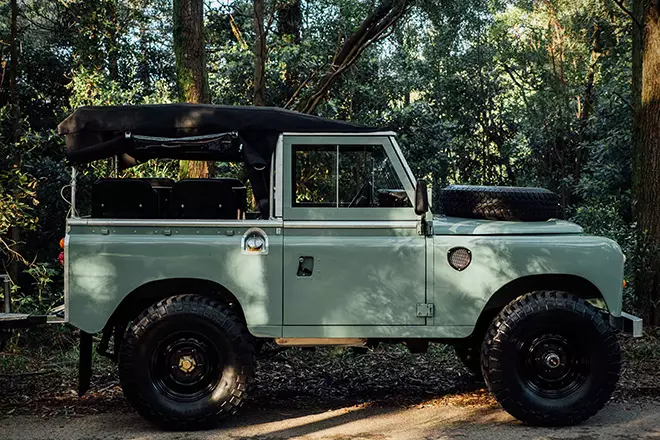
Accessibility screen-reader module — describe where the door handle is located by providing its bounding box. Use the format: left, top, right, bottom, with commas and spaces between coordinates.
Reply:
297, 256, 314, 277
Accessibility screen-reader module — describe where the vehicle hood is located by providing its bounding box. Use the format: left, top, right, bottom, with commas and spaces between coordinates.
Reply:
432, 216, 584, 235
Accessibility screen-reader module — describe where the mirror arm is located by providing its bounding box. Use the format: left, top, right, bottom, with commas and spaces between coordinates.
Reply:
414, 179, 429, 216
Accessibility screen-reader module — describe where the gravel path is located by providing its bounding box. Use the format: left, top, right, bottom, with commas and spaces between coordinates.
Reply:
2, 338, 659, 439
2, 402, 660, 440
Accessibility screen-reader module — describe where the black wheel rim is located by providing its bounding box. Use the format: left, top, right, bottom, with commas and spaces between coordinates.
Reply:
517, 332, 590, 399
151, 330, 224, 402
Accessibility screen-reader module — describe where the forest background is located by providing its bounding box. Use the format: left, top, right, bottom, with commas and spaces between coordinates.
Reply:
2, 0, 660, 329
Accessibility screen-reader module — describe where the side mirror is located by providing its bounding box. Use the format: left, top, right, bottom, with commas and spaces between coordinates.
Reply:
415, 179, 429, 215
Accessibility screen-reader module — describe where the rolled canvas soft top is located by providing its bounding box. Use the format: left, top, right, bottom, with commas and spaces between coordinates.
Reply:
58, 104, 376, 169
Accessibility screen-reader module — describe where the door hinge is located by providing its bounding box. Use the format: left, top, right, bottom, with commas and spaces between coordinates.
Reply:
417, 218, 433, 236
416, 303, 434, 317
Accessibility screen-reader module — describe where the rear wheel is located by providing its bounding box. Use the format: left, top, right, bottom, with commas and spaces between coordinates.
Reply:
482, 291, 620, 426
118, 294, 254, 429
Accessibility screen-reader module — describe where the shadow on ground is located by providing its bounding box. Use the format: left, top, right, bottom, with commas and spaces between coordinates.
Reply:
4, 399, 658, 440
1, 337, 660, 440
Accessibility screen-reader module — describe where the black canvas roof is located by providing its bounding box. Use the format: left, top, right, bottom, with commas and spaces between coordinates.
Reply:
58, 104, 378, 169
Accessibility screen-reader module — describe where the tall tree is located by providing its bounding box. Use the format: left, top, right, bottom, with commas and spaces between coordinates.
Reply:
633, 0, 660, 324
9, 0, 18, 144
107, 0, 120, 81
7, 0, 20, 284
277, 0, 302, 103
173, 0, 211, 177
252, 0, 266, 106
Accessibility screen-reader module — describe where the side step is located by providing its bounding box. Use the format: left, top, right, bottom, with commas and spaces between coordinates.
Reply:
275, 338, 366, 347
0, 313, 48, 330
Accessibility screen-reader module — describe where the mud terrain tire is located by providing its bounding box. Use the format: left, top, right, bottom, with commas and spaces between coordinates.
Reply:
482, 291, 620, 426
118, 294, 254, 429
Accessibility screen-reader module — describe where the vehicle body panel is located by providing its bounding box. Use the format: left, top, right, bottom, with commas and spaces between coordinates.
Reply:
63, 132, 627, 340
433, 216, 584, 235
430, 234, 624, 329
282, 225, 426, 326
66, 220, 283, 336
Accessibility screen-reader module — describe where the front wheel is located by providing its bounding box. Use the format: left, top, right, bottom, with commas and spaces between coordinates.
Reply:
118, 294, 255, 429
482, 291, 620, 426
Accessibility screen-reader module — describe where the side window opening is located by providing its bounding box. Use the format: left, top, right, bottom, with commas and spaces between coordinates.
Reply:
293, 146, 337, 207
293, 144, 411, 208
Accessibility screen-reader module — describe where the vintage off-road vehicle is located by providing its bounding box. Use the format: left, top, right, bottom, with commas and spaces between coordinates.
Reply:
0, 104, 643, 428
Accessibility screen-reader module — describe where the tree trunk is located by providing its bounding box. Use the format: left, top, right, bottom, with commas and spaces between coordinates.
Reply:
633, 0, 660, 324
173, 0, 212, 178
107, 0, 120, 81
573, 24, 602, 200
253, 0, 266, 106
8, 0, 20, 284
277, 0, 302, 103
9, 0, 18, 144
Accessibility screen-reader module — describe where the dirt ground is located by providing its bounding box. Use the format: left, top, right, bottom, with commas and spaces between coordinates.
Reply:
2, 402, 660, 439
1, 335, 659, 439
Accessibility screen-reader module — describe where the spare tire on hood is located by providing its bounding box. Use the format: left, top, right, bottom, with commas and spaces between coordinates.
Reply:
439, 185, 562, 221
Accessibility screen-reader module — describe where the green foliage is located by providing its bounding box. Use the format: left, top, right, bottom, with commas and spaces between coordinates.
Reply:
21, 263, 61, 313
67, 66, 174, 109
0, 0, 645, 314
0, 167, 38, 240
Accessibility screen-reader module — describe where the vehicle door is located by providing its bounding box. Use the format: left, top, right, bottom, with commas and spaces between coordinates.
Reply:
281, 135, 427, 326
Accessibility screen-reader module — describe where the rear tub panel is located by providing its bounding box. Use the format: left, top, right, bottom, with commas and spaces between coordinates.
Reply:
65, 221, 283, 335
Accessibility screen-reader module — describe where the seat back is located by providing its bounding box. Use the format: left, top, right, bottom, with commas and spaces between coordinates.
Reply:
170, 179, 242, 219
219, 178, 247, 217
92, 179, 158, 218
143, 178, 175, 218
143, 177, 175, 188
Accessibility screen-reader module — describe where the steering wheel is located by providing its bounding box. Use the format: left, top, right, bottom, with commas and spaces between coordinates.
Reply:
348, 182, 373, 207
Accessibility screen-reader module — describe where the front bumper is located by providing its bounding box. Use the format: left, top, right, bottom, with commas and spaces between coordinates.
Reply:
610, 312, 643, 337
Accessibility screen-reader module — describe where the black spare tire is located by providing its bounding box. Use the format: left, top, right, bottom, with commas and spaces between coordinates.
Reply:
439, 185, 561, 221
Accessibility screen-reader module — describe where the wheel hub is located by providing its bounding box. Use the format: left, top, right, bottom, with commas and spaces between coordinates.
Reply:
178, 355, 197, 373
151, 333, 223, 401
544, 352, 561, 369
519, 333, 589, 398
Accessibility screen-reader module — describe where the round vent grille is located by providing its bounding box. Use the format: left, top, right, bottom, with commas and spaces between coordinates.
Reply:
448, 247, 472, 271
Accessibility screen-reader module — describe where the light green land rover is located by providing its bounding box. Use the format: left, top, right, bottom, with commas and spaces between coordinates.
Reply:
1, 104, 642, 429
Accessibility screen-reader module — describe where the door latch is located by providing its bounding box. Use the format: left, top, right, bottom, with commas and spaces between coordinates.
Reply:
416, 303, 434, 317
297, 256, 314, 277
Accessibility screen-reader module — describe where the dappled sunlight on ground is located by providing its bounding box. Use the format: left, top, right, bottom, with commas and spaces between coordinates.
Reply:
0, 332, 658, 438
2, 401, 660, 440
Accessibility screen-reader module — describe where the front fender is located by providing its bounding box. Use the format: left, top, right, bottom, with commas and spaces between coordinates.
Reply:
431, 234, 625, 327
